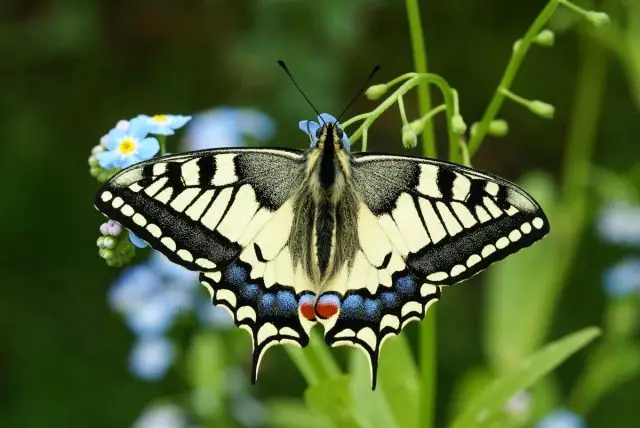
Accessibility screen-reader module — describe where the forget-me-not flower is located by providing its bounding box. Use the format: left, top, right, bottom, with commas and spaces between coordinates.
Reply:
133, 403, 190, 428
182, 108, 275, 151
536, 409, 585, 428
132, 114, 191, 136
604, 258, 640, 298
97, 120, 159, 169
129, 232, 148, 249
299, 113, 350, 151
597, 201, 640, 247
129, 335, 176, 381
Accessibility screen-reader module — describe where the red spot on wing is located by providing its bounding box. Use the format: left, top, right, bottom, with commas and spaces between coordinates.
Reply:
300, 302, 316, 321
315, 301, 339, 319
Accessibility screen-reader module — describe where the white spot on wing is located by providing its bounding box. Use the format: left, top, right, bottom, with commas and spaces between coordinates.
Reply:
177, 249, 193, 262
217, 289, 237, 308
257, 323, 278, 345
427, 271, 448, 282
152, 163, 167, 176
496, 237, 509, 249
420, 283, 438, 297
380, 314, 400, 330
133, 213, 147, 226
147, 223, 161, 238
475, 206, 492, 223
237, 306, 257, 322
485, 182, 500, 196
521, 222, 532, 234
532, 217, 544, 229
401, 301, 422, 318
450, 264, 466, 277
111, 197, 124, 209
129, 183, 143, 193
356, 327, 377, 350
161, 237, 177, 251
196, 258, 216, 269
481, 244, 496, 257
509, 230, 522, 242
155, 188, 173, 204
483, 197, 503, 218
466, 254, 481, 267
121, 204, 134, 217
101, 191, 113, 202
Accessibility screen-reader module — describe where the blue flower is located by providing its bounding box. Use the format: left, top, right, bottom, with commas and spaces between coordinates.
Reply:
128, 231, 148, 248
536, 409, 585, 428
133, 404, 190, 428
196, 298, 233, 328
129, 336, 176, 380
299, 113, 350, 151
96, 120, 159, 169
182, 108, 275, 152
604, 258, 640, 297
132, 114, 191, 136
597, 201, 640, 247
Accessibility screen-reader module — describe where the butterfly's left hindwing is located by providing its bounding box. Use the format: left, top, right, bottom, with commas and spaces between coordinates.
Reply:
95, 148, 313, 380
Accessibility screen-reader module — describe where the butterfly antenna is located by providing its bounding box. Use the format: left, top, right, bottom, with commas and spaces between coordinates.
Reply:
337, 65, 381, 122
277, 60, 325, 123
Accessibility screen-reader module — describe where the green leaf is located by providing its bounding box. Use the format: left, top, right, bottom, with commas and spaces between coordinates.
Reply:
268, 399, 335, 428
451, 327, 601, 428
484, 172, 561, 372
186, 331, 225, 390
349, 348, 400, 428
377, 335, 420, 428
569, 341, 640, 413
304, 375, 362, 428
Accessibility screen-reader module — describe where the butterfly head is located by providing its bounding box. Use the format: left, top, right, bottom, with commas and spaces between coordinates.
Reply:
301, 113, 351, 152
315, 122, 349, 152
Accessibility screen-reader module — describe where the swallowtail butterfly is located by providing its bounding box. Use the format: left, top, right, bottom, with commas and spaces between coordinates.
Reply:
95, 115, 549, 388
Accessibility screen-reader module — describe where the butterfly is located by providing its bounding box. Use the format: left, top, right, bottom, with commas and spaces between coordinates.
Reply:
94, 113, 549, 388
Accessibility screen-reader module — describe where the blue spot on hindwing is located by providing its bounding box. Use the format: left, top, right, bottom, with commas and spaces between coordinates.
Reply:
241, 283, 260, 300
363, 298, 381, 320
276, 290, 297, 314
259, 293, 275, 315
226, 263, 248, 286
380, 292, 398, 308
395, 275, 416, 295
341, 294, 364, 318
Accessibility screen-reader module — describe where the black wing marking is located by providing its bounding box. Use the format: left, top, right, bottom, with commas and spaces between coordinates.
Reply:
351, 153, 550, 286
94, 148, 305, 272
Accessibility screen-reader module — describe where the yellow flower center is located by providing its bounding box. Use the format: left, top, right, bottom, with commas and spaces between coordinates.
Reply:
118, 138, 137, 155
152, 114, 169, 123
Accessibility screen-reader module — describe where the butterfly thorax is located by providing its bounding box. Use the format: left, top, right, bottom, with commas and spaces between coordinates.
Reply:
290, 123, 358, 286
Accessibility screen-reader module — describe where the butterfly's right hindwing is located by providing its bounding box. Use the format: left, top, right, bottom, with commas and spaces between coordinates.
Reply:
94, 148, 305, 271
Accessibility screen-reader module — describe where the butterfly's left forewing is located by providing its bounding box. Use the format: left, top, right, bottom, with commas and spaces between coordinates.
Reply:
95, 148, 315, 380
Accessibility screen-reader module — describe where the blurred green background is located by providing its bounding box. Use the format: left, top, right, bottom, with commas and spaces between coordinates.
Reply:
1, 0, 639, 427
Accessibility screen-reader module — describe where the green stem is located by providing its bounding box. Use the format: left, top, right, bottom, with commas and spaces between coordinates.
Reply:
468, 0, 561, 156
406, 0, 437, 159
405, 0, 437, 426
284, 330, 341, 387
350, 74, 457, 154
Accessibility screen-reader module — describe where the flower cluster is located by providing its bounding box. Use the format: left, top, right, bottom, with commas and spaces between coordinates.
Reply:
598, 201, 640, 298
299, 113, 351, 151
91, 108, 274, 427
109, 252, 232, 380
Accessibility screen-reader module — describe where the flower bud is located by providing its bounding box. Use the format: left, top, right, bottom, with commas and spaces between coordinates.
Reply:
528, 100, 555, 119
88, 156, 99, 167
586, 11, 610, 27
451, 114, 467, 135
402, 128, 418, 149
365, 84, 388, 100
512, 39, 522, 53
488, 119, 509, 137
534, 29, 555, 47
